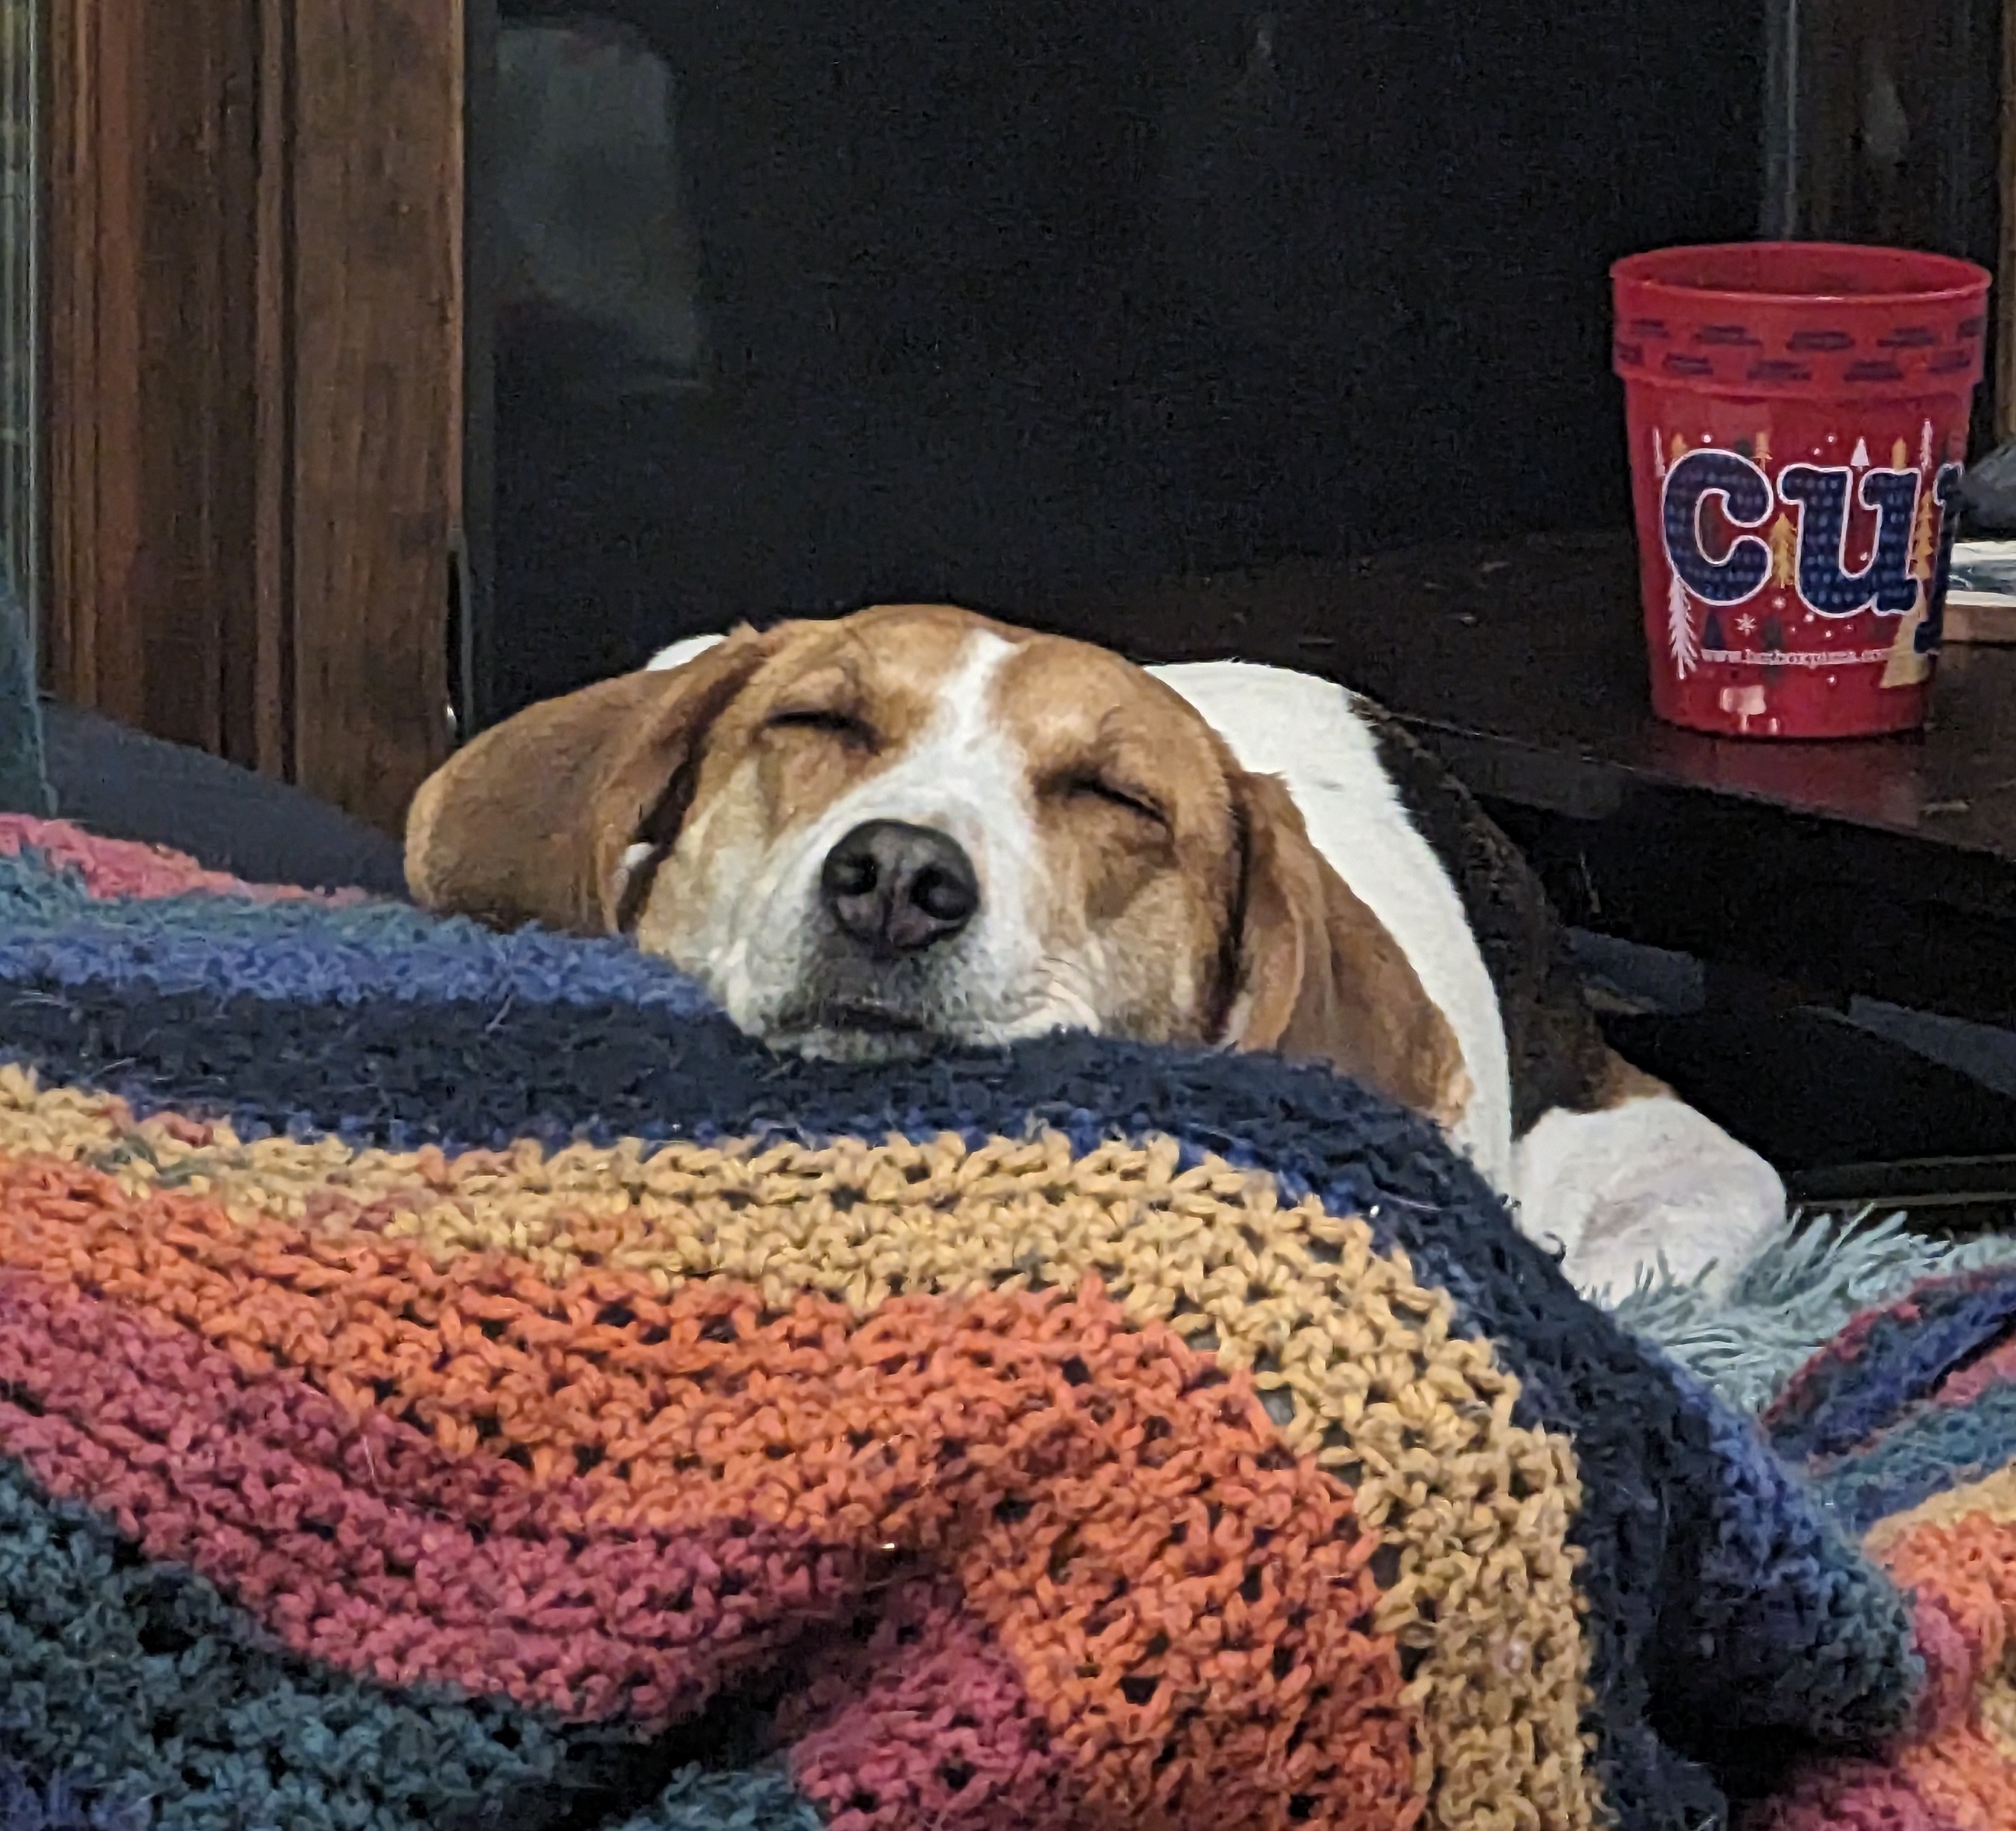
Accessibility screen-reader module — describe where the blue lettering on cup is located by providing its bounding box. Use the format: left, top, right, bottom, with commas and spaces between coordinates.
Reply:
1779, 464, 1922, 618
1920, 461, 1966, 651
1660, 449, 1771, 605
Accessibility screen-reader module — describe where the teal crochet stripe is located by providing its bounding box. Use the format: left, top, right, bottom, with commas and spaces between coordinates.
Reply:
0, 1459, 691, 1831
612, 1768, 825, 1831
1803, 1335, 2016, 1531
0, 1765, 146, 1831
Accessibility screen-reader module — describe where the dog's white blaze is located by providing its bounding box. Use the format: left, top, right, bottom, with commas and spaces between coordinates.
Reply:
645, 633, 725, 673
794, 628, 1046, 1031
1149, 660, 1512, 1186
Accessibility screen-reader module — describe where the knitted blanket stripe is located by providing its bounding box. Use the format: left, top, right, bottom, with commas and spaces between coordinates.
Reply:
0, 971, 1922, 1801
1742, 1266, 2016, 1831
1763, 1268, 2016, 1463
0, 817, 347, 904
0, 1072, 1577, 1831
0, 821, 2002, 1831
0, 831, 711, 1014
1746, 1266, 2016, 1532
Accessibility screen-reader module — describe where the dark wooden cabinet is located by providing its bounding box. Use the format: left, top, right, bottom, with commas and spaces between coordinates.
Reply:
471, 1, 2016, 731
1761, 0, 2007, 443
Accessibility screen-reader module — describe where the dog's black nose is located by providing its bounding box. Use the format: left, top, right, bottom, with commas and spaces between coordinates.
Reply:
819, 820, 979, 954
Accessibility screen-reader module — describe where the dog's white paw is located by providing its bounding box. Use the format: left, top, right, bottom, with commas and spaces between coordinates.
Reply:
1511, 1093, 1786, 1303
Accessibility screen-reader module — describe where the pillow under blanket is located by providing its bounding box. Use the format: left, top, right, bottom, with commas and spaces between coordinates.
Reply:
0, 817, 1970, 1831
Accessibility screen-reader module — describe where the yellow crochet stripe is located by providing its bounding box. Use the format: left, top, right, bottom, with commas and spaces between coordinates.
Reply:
0, 1065, 1595, 1831
1985, 1677, 2016, 1765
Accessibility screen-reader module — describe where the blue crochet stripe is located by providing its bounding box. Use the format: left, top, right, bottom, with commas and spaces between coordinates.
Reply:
0, 972, 1472, 1258
1764, 1266, 2016, 1463
1649, 1365, 1920, 1749
0, 851, 713, 1015
1805, 1375, 2016, 1534
0, 1765, 149, 1831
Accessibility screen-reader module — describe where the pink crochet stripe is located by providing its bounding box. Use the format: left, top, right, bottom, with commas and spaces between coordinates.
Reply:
0, 815, 362, 902
1761, 1300, 1906, 1434
0, 1266, 872, 1724
785, 1575, 1080, 1831
1933, 1329, 2016, 1412
1738, 1759, 1941, 1830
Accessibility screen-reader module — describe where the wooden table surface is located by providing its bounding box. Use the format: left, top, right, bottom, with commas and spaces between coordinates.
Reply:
1058, 531, 2016, 1026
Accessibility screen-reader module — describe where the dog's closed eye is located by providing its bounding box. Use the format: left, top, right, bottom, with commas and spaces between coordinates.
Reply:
1048, 772, 1169, 828
766, 707, 878, 749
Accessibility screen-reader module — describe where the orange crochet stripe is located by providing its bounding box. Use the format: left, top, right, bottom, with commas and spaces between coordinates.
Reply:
1873, 1510, 2016, 1829
0, 1143, 1421, 1830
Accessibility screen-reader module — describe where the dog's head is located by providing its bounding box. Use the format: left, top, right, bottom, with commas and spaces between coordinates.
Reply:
407, 605, 1467, 1118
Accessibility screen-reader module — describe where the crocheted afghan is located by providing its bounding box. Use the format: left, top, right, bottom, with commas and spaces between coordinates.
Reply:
0, 815, 2009, 1831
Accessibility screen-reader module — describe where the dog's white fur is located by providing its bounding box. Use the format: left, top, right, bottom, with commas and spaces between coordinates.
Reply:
1513, 1097, 1786, 1299
645, 630, 1784, 1296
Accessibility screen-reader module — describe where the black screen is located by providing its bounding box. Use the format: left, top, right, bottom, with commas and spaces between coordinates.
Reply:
473, 0, 1767, 725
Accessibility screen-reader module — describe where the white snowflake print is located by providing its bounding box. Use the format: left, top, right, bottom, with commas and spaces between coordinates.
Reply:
1737, 614, 1757, 635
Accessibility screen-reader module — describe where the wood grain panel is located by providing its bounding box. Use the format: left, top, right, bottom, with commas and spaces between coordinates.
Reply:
44, 0, 459, 832
47, 0, 270, 758
47, 0, 153, 733
289, 0, 459, 830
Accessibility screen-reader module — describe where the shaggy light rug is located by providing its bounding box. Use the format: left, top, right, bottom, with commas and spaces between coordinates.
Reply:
1618, 1207, 2016, 1413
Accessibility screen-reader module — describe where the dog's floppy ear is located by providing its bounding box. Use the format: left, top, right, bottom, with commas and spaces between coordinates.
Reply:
406, 624, 786, 934
1222, 769, 1473, 1127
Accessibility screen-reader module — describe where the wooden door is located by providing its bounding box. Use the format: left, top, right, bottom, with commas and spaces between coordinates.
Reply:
43, 0, 462, 834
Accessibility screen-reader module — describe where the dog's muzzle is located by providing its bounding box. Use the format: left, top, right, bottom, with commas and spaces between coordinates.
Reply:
767, 820, 982, 1050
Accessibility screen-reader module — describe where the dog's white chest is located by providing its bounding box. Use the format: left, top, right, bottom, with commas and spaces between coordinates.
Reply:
1148, 660, 1513, 1186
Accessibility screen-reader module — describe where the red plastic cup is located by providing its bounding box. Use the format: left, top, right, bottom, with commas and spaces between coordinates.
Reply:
1612, 243, 1990, 738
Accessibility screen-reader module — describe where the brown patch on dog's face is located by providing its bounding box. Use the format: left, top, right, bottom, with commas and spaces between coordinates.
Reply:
656, 606, 984, 849
987, 637, 1246, 1044
405, 623, 793, 936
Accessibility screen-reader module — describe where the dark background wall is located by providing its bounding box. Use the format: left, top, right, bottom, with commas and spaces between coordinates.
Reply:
479, 0, 1769, 723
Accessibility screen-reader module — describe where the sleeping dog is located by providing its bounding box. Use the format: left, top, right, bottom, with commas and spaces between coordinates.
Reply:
406, 604, 1783, 1295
